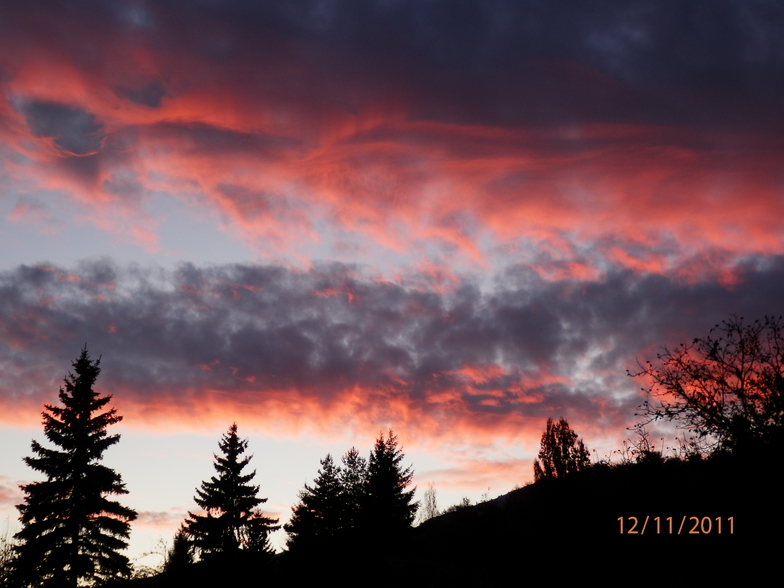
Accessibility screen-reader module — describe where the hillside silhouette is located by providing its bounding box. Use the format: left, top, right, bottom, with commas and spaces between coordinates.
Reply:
408, 441, 781, 584
105, 435, 781, 586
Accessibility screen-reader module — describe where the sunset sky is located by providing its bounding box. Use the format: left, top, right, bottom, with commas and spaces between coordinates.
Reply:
2, 0, 784, 563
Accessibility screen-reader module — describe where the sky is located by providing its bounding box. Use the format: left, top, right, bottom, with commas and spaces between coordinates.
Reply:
2, 0, 784, 565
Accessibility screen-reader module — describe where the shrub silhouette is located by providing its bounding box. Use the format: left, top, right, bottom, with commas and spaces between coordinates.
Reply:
533, 417, 590, 481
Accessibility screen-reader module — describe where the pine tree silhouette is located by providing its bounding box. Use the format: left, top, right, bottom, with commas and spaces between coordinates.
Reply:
185, 424, 278, 560
339, 447, 367, 536
13, 347, 137, 588
285, 454, 344, 554
361, 430, 418, 543
162, 526, 193, 575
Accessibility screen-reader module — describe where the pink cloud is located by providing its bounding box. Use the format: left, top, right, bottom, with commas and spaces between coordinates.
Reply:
2, 17, 783, 280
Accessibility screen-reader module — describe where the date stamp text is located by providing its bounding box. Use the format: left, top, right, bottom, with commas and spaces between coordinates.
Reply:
618, 516, 734, 535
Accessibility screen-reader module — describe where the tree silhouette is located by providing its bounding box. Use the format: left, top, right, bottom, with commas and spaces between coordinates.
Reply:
338, 446, 367, 536
0, 521, 18, 587
162, 526, 193, 575
630, 315, 784, 451
533, 417, 590, 481
284, 454, 344, 554
361, 430, 418, 542
184, 424, 278, 560
13, 348, 137, 587
416, 484, 439, 525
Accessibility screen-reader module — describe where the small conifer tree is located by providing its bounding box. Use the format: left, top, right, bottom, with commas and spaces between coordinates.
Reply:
184, 424, 278, 560
339, 447, 367, 534
162, 526, 193, 575
284, 454, 344, 554
13, 348, 137, 587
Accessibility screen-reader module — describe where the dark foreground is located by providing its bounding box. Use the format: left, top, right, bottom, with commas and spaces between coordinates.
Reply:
112, 442, 781, 587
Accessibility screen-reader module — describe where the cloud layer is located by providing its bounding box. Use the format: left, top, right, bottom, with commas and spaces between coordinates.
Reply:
3, 258, 783, 445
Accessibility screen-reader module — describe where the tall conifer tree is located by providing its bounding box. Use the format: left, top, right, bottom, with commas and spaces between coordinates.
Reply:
185, 424, 278, 560
14, 348, 137, 588
361, 430, 418, 542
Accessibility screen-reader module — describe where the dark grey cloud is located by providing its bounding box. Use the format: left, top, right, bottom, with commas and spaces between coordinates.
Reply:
189, 0, 784, 129
5, 1, 784, 132
2, 257, 783, 430
20, 101, 105, 155
114, 80, 166, 108
147, 122, 303, 156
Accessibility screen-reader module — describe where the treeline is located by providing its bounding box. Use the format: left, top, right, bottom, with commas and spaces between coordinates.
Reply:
285, 432, 417, 557
0, 348, 420, 586
168, 426, 420, 571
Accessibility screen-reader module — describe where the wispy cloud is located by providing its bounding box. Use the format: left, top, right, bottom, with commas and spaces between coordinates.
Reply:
1, 2, 783, 273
